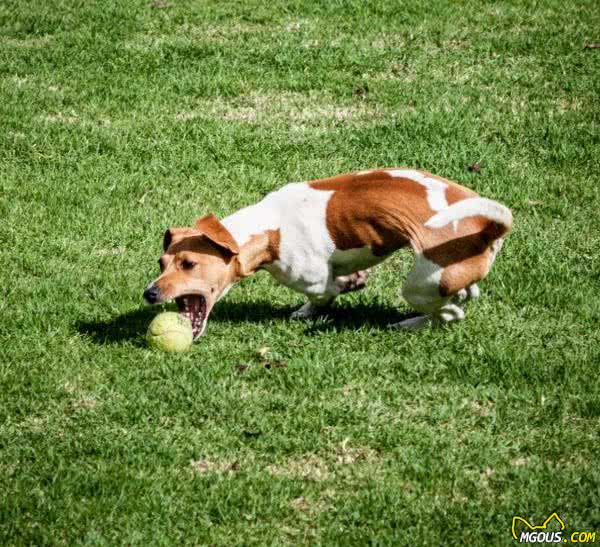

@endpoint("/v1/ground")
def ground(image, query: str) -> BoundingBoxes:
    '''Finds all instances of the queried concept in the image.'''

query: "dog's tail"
[424,197,513,241]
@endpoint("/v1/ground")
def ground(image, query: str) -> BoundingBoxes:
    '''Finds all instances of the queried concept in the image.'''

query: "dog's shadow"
[76,300,412,346]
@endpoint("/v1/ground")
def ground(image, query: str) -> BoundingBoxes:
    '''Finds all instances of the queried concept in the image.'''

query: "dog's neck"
[235,229,280,278]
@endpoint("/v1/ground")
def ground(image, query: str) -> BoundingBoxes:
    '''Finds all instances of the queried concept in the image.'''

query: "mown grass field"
[1,0,599,545]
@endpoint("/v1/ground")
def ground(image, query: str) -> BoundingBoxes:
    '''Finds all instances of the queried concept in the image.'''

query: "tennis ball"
[146,312,193,352]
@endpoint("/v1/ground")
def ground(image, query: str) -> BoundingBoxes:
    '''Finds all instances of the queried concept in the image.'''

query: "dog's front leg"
[290,273,341,320]
[290,295,336,319]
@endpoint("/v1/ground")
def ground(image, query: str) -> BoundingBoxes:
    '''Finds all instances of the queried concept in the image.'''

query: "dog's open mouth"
[176,295,208,339]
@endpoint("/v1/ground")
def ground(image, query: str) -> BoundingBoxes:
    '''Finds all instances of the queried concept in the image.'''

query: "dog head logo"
[511,513,565,543]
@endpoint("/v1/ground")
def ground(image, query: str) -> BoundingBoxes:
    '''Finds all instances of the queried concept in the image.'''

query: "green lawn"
[1,0,599,544]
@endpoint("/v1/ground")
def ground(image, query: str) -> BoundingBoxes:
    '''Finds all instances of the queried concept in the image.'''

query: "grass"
[1,0,599,544]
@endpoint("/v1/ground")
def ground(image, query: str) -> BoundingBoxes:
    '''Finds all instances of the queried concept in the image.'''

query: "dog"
[143,168,512,338]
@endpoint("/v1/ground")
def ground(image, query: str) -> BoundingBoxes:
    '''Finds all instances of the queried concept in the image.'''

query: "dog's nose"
[143,285,161,304]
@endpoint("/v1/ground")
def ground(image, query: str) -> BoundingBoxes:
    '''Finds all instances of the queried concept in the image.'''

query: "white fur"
[331,246,386,276]
[391,254,465,329]
[455,283,480,303]
[387,169,448,212]
[224,183,337,296]
[402,253,445,312]
[424,197,512,229]
[488,237,504,269]
[222,195,282,246]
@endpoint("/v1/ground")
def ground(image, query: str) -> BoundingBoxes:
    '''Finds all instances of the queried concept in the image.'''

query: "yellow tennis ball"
[146,312,193,352]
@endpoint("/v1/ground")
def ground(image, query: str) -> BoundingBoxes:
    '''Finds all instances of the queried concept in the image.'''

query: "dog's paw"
[336,269,370,293]
[290,302,319,319]
[389,314,431,330]
[454,283,480,303]
[436,304,465,323]
[465,283,480,300]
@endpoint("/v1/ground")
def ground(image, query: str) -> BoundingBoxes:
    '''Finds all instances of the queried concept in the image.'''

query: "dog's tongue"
[176,295,207,338]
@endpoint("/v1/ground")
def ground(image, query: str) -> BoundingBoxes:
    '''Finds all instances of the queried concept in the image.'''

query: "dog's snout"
[143,284,161,304]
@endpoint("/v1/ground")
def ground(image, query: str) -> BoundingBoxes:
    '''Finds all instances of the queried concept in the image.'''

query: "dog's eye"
[158,259,165,272]
[181,259,196,270]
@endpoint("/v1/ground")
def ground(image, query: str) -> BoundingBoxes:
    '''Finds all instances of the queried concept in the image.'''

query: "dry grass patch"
[268,442,380,481]
[335,439,377,465]
[1,35,53,48]
[43,112,79,124]
[93,247,127,257]
[289,494,330,516]
[471,399,495,417]
[190,459,241,475]
[68,397,98,413]
[124,22,267,51]
[268,455,329,481]
[176,92,387,128]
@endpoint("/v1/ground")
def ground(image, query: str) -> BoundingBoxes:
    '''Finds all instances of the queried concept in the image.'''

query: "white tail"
[424,197,512,234]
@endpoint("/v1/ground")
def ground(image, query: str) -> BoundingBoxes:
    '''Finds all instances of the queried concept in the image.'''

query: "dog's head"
[143,214,240,339]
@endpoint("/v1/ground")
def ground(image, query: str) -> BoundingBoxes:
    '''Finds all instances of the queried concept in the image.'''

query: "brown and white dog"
[143,169,512,338]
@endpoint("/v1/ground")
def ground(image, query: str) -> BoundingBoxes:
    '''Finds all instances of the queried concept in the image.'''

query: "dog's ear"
[163,227,199,252]
[163,228,174,251]
[195,214,240,255]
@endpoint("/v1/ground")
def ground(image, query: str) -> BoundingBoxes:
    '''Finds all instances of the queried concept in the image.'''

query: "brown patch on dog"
[442,175,478,204]
[162,227,199,252]
[195,214,240,255]
[309,169,508,297]
[438,255,490,297]
[310,171,418,256]
[311,170,483,256]
[236,229,280,277]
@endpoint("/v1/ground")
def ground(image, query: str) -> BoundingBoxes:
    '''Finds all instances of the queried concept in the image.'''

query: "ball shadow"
[75,301,295,346]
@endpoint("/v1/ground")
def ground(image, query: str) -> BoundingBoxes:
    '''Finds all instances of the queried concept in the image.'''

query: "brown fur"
[236,229,280,278]
[195,214,240,255]
[310,169,504,298]
[310,170,486,258]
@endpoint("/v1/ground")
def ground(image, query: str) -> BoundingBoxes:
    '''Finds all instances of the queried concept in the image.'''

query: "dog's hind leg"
[335,269,370,293]
[390,254,466,330]
[454,283,480,303]
[392,250,493,329]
